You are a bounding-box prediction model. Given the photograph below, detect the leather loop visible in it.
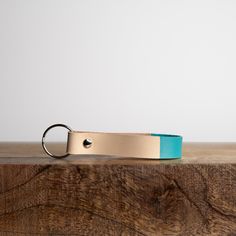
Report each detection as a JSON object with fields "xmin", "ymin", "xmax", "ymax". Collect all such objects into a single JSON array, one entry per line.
[{"xmin": 42, "ymin": 124, "xmax": 182, "ymax": 159}]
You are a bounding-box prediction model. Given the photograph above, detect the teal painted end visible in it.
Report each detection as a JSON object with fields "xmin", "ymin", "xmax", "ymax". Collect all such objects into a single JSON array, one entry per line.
[{"xmin": 151, "ymin": 134, "xmax": 182, "ymax": 159}]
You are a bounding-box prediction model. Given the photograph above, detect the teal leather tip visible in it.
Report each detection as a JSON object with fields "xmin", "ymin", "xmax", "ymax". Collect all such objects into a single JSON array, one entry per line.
[{"xmin": 151, "ymin": 134, "xmax": 183, "ymax": 159}]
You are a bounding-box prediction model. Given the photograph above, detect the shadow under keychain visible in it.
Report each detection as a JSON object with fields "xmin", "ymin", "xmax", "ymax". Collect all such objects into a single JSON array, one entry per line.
[{"xmin": 42, "ymin": 124, "xmax": 183, "ymax": 159}]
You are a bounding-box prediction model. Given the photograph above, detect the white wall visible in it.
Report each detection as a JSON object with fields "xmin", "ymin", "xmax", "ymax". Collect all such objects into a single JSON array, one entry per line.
[{"xmin": 0, "ymin": 0, "xmax": 236, "ymax": 142}]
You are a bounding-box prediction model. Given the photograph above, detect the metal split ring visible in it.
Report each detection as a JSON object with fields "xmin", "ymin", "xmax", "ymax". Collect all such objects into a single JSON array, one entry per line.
[{"xmin": 42, "ymin": 123, "xmax": 72, "ymax": 159}]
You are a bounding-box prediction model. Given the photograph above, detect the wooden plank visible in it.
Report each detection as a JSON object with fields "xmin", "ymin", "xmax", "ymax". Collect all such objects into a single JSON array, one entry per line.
[{"xmin": 0, "ymin": 142, "xmax": 235, "ymax": 235}]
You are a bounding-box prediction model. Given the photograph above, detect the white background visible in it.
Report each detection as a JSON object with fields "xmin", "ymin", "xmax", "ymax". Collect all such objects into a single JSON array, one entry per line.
[{"xmin": 0, "ymin": 0, "xmax": 236, "ymax": 141}]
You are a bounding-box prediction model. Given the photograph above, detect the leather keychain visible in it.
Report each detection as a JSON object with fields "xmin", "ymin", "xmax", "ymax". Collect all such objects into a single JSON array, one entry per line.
[{"xmin": 42, "ymin": 124, "xmax": 182, "ymax": 159}]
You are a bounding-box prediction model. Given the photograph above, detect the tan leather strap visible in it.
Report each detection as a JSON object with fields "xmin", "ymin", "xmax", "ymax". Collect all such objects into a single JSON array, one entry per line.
[{"xmin": 67, "ymin": 131, "xmax": 160, "ymax": 159}]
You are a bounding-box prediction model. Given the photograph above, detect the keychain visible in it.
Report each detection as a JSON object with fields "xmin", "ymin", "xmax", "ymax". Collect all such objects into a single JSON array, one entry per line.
[{"xmin": 42, "ymin": 124, "xmax": 182, "ymax": 159}]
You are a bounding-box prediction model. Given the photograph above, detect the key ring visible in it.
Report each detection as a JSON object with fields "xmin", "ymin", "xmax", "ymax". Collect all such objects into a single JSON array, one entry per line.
[{"xmin": 42, "ymin": 123, "xmax": 72, "ymax": 159}]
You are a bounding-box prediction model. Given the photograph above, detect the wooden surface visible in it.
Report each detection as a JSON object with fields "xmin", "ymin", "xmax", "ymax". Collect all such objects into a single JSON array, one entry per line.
[{"xmin": 0, "ymin": 142, "xmax": 235, "ymax": 236}]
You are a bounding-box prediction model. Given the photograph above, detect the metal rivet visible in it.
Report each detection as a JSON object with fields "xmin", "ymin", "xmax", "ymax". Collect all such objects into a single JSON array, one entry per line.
[{"xmin": 83, "ymin": 138, "xmax": 92, "ymax": 148}]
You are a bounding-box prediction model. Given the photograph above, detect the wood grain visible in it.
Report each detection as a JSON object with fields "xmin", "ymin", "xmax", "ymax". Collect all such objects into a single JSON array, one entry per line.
[{"xmin": 0, "ymin": 143, "xmax": 235, "ymax": 235}]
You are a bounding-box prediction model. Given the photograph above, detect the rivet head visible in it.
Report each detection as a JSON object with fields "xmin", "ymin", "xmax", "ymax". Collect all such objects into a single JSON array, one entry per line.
[{"xmin": 83, "ymin": 138, "xmax": 92, "ymax": 148}]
